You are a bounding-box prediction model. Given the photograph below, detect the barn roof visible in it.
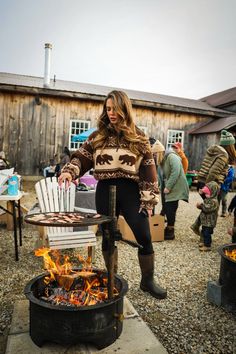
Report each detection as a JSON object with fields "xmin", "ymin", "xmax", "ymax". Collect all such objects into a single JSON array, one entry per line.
[
  {"xmin": 0, "ymin": 72, "xmax": 230, "ymax": 117},
  {"xmin": 189, "ymin": 115, "xmax": 236, "ymax": 134},
  {"xmin": 201, "ymin": 87, "xmax": 236, "ymax": 107}
]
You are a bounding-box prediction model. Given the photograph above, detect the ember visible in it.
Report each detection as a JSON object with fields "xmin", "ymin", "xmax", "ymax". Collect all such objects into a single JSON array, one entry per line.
[
  {"xmin": 35, "ymin": 247, "xmax": 118, "ymax": 306},
  {"xmin": 224, "ymin": 248, "xmax": 236, "ymax": 261}
]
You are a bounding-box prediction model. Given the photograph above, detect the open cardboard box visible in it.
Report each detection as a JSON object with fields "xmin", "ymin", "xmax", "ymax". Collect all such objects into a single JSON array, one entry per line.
[{"xmin": 117, "ymin": 214, "xmax": 164, "ymax": 242}]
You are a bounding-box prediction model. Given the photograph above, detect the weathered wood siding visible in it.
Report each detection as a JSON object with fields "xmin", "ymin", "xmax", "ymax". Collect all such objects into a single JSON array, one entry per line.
[
  {"xmin": 188, "ymin": 133, "xmax": 219, "ymax": 170},
  {"xmin": 0, "ymin": 92, "xmax": 214, "ymax": 175},
  {"xmin": 133, "ymin": 107, "xmax": 212, "ymax": 169}
]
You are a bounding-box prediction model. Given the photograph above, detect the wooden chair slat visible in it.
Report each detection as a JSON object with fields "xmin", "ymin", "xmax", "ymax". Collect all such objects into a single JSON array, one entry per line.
[{"xmin": 35, "ymin": 177, "xmax": 97, "ymax": 255}]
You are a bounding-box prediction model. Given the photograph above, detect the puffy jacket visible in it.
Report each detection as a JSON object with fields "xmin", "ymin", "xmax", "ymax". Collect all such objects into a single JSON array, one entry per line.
[
  {"xmin": 198, "ymin": 145, "xmax": 228, "ymax": 184},
  {"xmin": 198, "ymin": 181, "xmax": 219, "ymax": 228}
]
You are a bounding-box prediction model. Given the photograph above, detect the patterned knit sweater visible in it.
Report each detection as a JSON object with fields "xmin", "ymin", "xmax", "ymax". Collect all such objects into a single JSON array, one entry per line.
[{"xmin": 62, "ymin": 128, "xmax": 159, "ymax": 209}]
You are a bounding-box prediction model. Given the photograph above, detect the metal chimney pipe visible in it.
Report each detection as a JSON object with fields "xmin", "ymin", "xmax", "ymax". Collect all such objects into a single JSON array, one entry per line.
[{"xmin": 44, "ymin": 43, "xmax": 52, "ymax": 88}]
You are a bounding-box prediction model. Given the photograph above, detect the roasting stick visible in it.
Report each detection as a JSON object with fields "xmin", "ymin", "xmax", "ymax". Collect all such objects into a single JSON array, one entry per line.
[{"xmin": 107, "ymin": 185, "xmax": 116, "ymax": 299}]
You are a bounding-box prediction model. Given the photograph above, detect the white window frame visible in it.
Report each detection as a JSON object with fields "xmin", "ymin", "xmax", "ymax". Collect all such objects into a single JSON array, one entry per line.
[
  {"xmin": 69, "ymin": 120, "xmax": 91, "ymax": 151},
  {"xmin": 166, "ymin": 129, "xmax": 184, "ymax": 150}
]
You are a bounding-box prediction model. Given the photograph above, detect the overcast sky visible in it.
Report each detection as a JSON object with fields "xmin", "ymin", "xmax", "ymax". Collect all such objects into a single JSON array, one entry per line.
[{"xmin": 1, "ymin": 0, "xmax": 236, "ymax": 99}]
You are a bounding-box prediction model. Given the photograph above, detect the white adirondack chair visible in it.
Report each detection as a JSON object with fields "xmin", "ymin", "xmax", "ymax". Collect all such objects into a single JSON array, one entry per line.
[{"xmin": 35, "ymin": 177, "xmax": 96, "ymax": 254}]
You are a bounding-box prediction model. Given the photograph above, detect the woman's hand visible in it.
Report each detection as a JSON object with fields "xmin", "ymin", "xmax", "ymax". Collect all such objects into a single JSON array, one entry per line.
[
  {"xmin": 139, "ymin": 208, "xmax": 153, "ymax": 217},
  {"xmin": 164, "ymin": 187, "xmax": 170, "ymax": 194},
  {"xmin": 58, "ymin": 172, "xmax": 72, "ymax": 188}
]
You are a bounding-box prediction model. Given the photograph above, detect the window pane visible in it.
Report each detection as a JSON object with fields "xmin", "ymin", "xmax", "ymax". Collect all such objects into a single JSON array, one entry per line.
[
  {"xmin": 69, "ymin": 120, "xmax": 91, "ymax": 150},
  {"xmin": 167, "ymin": 129, "xmax": 184, "ymax": 149}
]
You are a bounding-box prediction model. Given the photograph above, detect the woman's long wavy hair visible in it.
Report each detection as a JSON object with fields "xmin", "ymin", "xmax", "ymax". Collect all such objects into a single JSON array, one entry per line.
[
  {"xmin": 224, "ymin": 144, "xmax": 236, "ymax": 164},
  {"xmin": 93, "ymin": 90, "xmax": 150, "ymax": 155}
]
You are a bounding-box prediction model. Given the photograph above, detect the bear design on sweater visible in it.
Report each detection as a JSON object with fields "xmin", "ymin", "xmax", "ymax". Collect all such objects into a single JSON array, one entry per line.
[
  {"xmin": 119, "ymin": 154, "xmax": 136, "ymax": 166},
  {"xmin": 96, "ymin": 154, "xmax": 113, "ymax": 165}
]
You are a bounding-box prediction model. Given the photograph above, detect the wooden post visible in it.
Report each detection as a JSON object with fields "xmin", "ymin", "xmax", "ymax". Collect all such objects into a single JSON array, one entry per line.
[{"xmin": 107, "ymin": 185, "xmax": 116, "ymax": 299}]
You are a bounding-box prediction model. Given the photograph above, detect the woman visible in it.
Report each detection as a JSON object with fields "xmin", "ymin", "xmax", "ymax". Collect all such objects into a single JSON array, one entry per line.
[
  {"xmin": 59, "ymin": 90, "xmax": 167, "ymax": 299},
  {"xmin": 154, "ymin": 145, "xmax": 189, "ymax": 240}
]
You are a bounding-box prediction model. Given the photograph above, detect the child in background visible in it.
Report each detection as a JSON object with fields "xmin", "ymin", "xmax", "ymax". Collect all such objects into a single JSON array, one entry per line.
[
  {"xmin": 43, "ymin": 159, "xmax": 59, "ymax": 178},
  {"xmin": 196, "ymin": 181, "xmax": 219, "ymax": 252},
  {"xmin": 227, "ymin": 227, "xmax": 236, "ymax": 243},
  {"xmin": 228, "ymin": 195, "xmax": 236, "ymax": 226},
  {"xmin": 219, "ymin": 165, "xmax": 234, "ymax": 217}
]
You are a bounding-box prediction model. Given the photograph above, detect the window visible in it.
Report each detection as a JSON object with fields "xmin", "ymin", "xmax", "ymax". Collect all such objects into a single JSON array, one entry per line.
[
  {"xmin": 166, "ymin": 129, "xmax": 184, "ymax": 150},
  {"xmin": 69, "ymin": 120, "xmax": 91, "ymax": 150}
]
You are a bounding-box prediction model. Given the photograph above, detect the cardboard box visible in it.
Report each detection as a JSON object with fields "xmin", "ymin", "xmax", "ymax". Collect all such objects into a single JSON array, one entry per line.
[{"xmin": 117, "ymin": 214, "xmax": 164, "ymax": 242}]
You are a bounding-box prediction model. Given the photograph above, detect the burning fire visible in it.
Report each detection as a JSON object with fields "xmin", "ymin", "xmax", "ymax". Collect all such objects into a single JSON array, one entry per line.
[
  {"xmin": 224, "ymin": 248, "xmax": 236, "ymax": 261},
  {"xmin": 35, "ymin": 247, "xmax": 118, "ymax": 307}
]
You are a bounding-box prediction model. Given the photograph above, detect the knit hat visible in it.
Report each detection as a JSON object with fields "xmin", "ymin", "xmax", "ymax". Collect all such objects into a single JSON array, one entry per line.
[
  {"xmin": 172, "ymin": 142, "xmax": 182, "ymax": 150},
  {"xmin": 201, "ymin": 185, "xmax": 211, "ymax": 197},
  {"xmin": 220, "ymin": 130, "xmax": 235, "ymax": 146},
  {"xmin": 151, "ymin": 140, "xmax": 165, "ymax": 153}
]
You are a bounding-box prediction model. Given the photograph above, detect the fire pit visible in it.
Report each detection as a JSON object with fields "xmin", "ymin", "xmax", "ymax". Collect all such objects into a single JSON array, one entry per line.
[
  {"xmin": 207, "ymin": 243, "xmax": 236, "ymax": 312},
  {"xmin": 218, "ymin": 243, "xmax": 236, "ymax": 310},
  {"xmin": 24, "ymin": 185, "xmax": 129, "ymax": 349},
  {"xmin": 24, "ymin": 269, "xmax": 128, "ymax": 349}
]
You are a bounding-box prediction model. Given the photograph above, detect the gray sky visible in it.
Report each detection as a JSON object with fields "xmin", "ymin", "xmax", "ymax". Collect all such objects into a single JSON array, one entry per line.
[{"xmin": 1, "ymin": 0, "xmax": 236, "ymax": 99}]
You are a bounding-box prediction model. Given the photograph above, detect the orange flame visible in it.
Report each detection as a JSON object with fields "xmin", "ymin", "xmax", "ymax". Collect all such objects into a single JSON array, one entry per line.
[
  {"xmin": 225, "ymin": 249, "xmax": 236, "ymax": 261},
  {"xmin": 34, "ymin": 247, "xmax": 118, "ymax": 306}
]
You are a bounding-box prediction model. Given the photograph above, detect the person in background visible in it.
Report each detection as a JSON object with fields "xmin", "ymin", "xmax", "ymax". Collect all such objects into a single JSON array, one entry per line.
[
  {"xmin": 218, "ymin": 164, "xmax": 235, "ymax": 217},
  {"xmin": 151, "ymin": 139, "xmax": 166, "ymax": 216},
  {"xmin": 191, "ymin": 129, "xmax": 236, "ymax": 235},
  {"xmin": 0, "ymin": 151, "xmax": 10, "ymax": 170},
  {"xmin": 227, "ymin": 227, "xmax": 236, "ymax": 243},
  {"xmin": 59, "ymin": 90, "xmax": 167, "ymax": 300},
  {"xmin": 149, "ymin": 137, "xmax": 157, "ymax": 164},
  {"xmin": 171, "ymin": 142, "xmax": 189, "ymax": 174},
  {"xmin": 43, "ymin": 158, "xmax": 59, "ymax": 178},
  {"xmin": 228, "ymin": 195, "xmax": 236, "ymax": 226},
  {"xmin": 195, "ymin": 181, "xmax": 219, "ymax": 252},
  {"xmin": 157, "ymin": 144, "xmax": 189, "ymax": 240},
  {"xmin": 59, "ymin": 147, "xmax": 71, "ymax": 171}
]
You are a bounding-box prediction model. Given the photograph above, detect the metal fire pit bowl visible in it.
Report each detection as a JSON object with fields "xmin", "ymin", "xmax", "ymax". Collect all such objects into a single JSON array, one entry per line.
[
  {"xmin": 218, "ymin": 243, "xmax": 236, "ymax": 311},
  {"xmin": 24, "ymin": 270, "xmax": 128, "ymax": 349}
]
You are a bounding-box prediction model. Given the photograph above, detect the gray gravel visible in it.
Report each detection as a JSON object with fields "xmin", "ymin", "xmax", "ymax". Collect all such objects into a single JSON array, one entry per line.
[{"xmin": 0, "ymin": 186, "xmax": 236, "ymax": 354}]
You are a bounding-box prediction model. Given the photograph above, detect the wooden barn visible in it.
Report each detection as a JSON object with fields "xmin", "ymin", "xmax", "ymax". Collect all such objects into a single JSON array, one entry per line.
[
  {"xmin": 189, "ymin": 88, "xmax": 236, "ymax": 163},
  {"xmin": 0, "ymin": 72, "xmax": 232, "ymax": 176}
]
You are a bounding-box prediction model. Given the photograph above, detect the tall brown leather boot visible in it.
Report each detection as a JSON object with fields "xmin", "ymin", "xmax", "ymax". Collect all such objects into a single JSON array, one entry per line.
[
  {"xmin": 138, "ymin": 253, "xmax": 167, "ymax": 299},
  {"xmin": 102, "ymin": 246, "xmax": 118, "ymax": 273}
]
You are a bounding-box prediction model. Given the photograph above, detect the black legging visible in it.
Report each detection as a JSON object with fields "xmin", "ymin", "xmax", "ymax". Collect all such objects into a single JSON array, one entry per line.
[
  {"xmin": 164, "ymin": 200, "xmax": 179, "ymax": 226},
  {"xmin": 95, "ymin": 178, "xmax": 153, "ymax": 255}
]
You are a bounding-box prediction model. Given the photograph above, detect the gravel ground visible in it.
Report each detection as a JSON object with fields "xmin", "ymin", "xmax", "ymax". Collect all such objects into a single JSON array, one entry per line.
[{"xmin": 0, "ymin": 181, "xmax": 235, "ymax": 354}]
